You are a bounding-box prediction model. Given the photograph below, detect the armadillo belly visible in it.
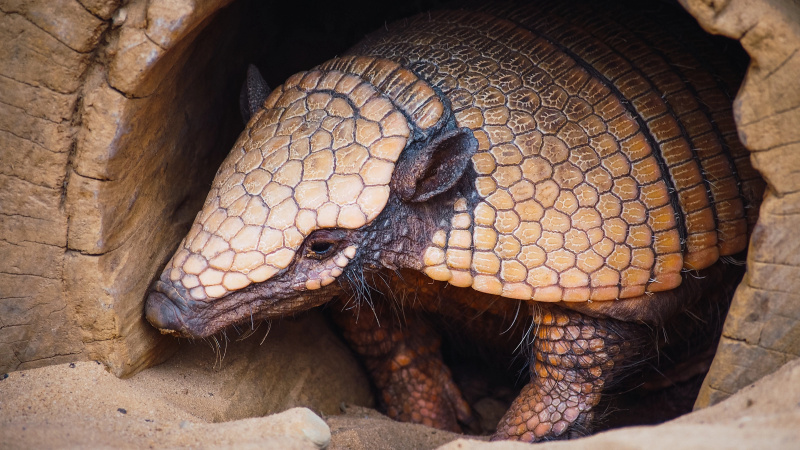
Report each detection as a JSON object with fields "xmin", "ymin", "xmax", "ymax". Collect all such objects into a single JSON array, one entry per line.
[{"xmin": 349, "ymin": 2, "xmax": 763, "ymax": 302}]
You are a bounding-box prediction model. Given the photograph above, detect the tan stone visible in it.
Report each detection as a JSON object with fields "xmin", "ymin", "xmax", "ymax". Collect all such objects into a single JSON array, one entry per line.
[
  {"xmin": 79, "ymin": 0, "xmax": 121, "ymax": 20},
  {"xmin": 0, "ymin": 10, "xmax": 90, "ymax": 93},
  {"xmin": 2, "ymin": 0, "xmax": 106, "ymax": 53}
]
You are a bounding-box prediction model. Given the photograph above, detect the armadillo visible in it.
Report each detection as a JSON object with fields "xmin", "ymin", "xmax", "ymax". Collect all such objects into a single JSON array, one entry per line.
[{"xmin": 145, "ymin": 1, "xmax": 764, "ymax": 441}]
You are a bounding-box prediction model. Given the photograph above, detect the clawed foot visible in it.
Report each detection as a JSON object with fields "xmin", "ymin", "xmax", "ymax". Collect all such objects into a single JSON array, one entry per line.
[
  {"xmin": 331, "ymin": 300, "xmax": 476, "ymax": 433},
  {"xmin": 492, "ymin": 379, "xmax": 596, "ymax": 441},
  {"xmin": 377, "ymin": 345, "xmax": 476, "ymax": 432},
  {"xmin": 490, "ymin": 305, "xmax": 645, "ymax": 442}
]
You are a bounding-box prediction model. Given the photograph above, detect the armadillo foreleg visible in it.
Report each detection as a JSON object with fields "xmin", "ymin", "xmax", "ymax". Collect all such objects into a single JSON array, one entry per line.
[
  {"xmin": 330, "ymin": 296, "xmax": 475, "ymax": 433},
  {"xmin": 493, "ymin": 304, "xmax": 648, "ymax": 442}
]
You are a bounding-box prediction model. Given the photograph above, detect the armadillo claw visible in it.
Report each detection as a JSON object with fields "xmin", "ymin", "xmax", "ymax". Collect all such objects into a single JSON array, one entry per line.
[
  {"xmin": 492, "ymin": 305, "xmax": 647, "ymax": 442},
  {"xmin": 492, "ymin": 379, "xmax": 596, "ymax": 442}
]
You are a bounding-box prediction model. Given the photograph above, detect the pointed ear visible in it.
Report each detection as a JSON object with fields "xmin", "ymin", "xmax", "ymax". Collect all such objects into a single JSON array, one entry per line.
[
  {"xmin": 392, "ymin": 128, "xmax": 477, "ymax": 203},
  {"xmin": 239, "ymin": 64, "xmax": 272, "ymax": 123}
]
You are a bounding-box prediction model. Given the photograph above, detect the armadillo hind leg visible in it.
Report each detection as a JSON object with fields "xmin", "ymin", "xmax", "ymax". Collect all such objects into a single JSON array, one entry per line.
[
  {"xmin": 493, "ymin": 304, "xmax": 649, "ymax": 442},
  {"xmin": 330, "ymin": 297, "xmax": 476, "ymax": 433}
]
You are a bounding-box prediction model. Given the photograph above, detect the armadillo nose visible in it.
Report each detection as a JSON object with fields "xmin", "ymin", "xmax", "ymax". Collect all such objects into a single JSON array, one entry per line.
[{"xmin": 144, "ymin": 290, "xmax": 186, "ymax": 335}]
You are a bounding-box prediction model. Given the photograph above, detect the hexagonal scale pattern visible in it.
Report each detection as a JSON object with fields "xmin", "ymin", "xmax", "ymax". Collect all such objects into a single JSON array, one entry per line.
[
  {"xmin": 160, "ymin": 5, "xmax": 762, "ymax": 306},
  {"xmin": 161, "ymin": 57, "xmax": 445, "ymax": 300},
  {"xmin": 370, "ymin": 8, "xmax": 760, "ymax": 302}
]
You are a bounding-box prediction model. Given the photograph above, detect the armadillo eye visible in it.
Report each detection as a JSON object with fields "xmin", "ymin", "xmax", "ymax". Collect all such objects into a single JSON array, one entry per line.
[
  {"xmin": 311, "ymin": 241, "xmax": 334, "ymax": 256},
  {"xmin": 305, "ymin": 229, "xmax": 346, "ymax": 259},
  {"xmin": 306, "ymin": 240, "xmax": 337, "ymax": 259}
]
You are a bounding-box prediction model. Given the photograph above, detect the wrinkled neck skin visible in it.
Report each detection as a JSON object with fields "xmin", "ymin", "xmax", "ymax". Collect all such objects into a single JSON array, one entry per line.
[{"xmin": 362, "ymin": 180, "xmax": 474, "ymax": 274}]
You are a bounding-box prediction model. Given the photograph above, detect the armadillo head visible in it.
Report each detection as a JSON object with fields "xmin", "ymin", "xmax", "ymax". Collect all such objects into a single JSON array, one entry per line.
[{"xmin": 145, "ymin": 56, "xmax": 476, "ymax": 337}]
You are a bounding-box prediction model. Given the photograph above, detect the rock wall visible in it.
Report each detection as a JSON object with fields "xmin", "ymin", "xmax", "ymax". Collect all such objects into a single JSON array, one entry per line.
[
  {"xmin": 680, "ymin": 0, "xmax": 800, "ymax": 408},
  {"xmin": 1, "ymin": 0, "xmax": 242, "ymax": 376},
  {"xmin": 1, "ymin": 0, "xmax": 118, "ymax": 373},
  {"xmin": 0, "ymin": 0, "xmax": 797, "ymax": 413}
]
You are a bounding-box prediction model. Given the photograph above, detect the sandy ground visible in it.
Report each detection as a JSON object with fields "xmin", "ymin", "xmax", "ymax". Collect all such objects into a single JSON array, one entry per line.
[{"xmin": 1, "ymin": 331, "xmax": 798, "ymax": 449}]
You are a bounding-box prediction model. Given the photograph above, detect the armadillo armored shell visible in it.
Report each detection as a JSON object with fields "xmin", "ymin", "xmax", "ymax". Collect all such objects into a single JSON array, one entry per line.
[{"xmin": 157, "ymin": 5, "xmax": 762, "ymax": 308}]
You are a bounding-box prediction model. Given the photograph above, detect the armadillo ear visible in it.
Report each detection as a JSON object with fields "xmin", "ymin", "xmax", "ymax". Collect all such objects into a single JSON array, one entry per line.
[
  {"xmin": 239, "ymin": 64, "xmax": 272, "ymax": 123},
  {"xmin": 392, "ymin": 127, "xmax": 477, "ymax": 203}
]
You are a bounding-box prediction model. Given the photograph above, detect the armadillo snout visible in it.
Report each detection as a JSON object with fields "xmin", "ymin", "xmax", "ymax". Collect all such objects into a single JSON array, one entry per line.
[{"xmin": 144, "ymin": 282, "xmax": 191, "ymax": 336}]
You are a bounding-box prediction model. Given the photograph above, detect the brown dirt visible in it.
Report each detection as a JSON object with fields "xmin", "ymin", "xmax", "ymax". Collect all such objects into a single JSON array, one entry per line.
[{"xmin": 2, "ymin": 348, "xmax": 798, "ymax": 449}]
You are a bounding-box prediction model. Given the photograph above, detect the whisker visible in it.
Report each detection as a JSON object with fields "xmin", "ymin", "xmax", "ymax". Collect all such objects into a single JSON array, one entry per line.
[
  {"xmin": 236, "ymin": 320, "xmax": 262, "ymax": 341},
  {"xmin": 501, "ymin": 300, "xmax": 522, "ymax": 335},
  {"xmin": 259, "ymin": 320, "xmax": 273, "ymax": 345},
  {"xmin": 221, "ymin": 330, "xmax": 229, "ymax": 363},
  {"xmin": 211, "ymin": 335, "xmax": 221, "ymax": 369}
]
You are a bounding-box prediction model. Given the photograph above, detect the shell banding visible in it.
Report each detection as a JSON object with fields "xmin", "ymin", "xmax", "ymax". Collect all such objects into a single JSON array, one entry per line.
[
  {"xmin": 386, "ymin": 10, "xmax": 757, "ymax": 303},
  {"xmin": 162, "ymin": 56, "xmax": 446, "ymax": 300}
]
